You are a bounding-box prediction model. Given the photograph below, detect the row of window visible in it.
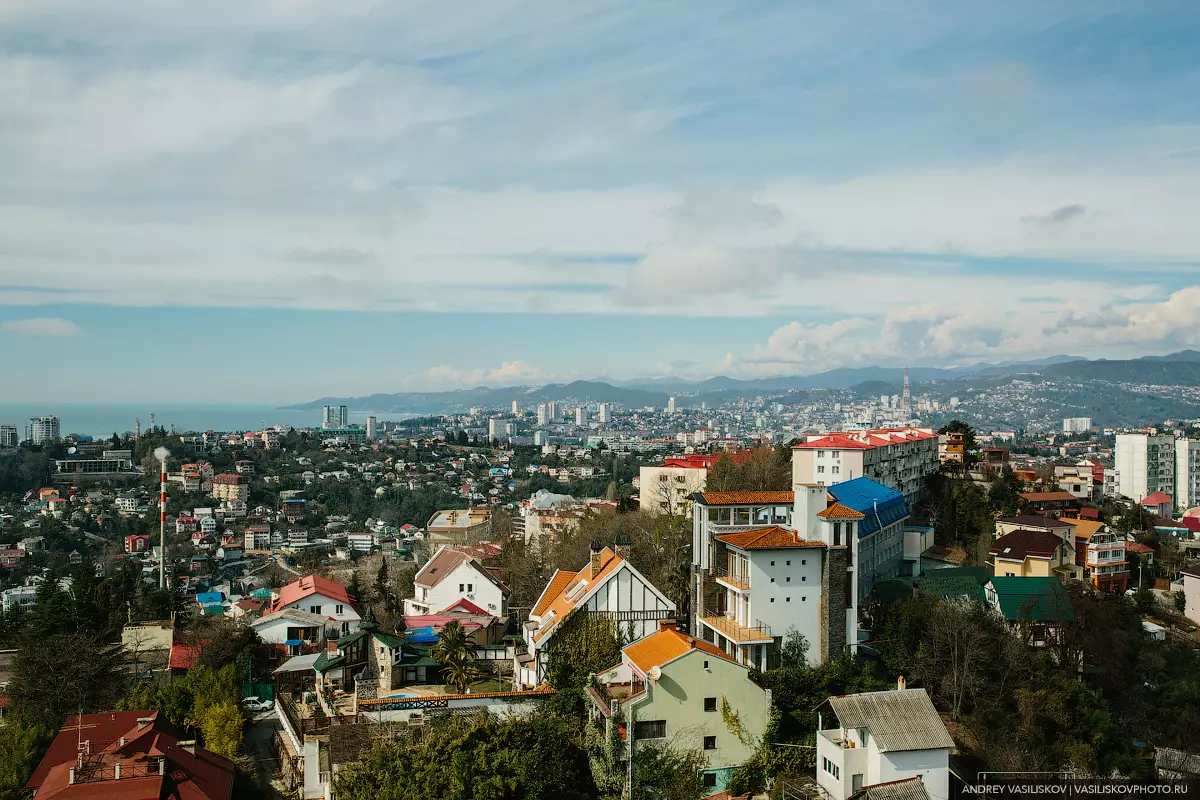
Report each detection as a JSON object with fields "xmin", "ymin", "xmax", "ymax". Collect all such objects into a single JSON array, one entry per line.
[
  {"xmin": 816, "ymin": 465, "xmax": 840, "ymax": 475},
  {"xmin": 309, "ymin": 604, "xmax": 346, "ymax": 615},
  {"xmin": 769, "ymin": 575, "xmax": 807, "ymax": 583},
  {"xmin": 768, "ymin": 559, "xmax": 805, "ymax": 566},
  {"xmin": 822, "ymin": 757, "xmax": 840, "ymax": 779},
  {"xmin": 769, "ymin": 596, "xmax": 807, "ymax": 603},
  {"xmin": 815, "ymin": 450, "xmax": 842, "ymax": 458}
]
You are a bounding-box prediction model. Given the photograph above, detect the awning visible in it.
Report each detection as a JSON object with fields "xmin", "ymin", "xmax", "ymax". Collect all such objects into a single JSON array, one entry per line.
[
  {"xmin": 273, "ymin": 653, "xmax": 321, "ymax": 674},
  {"xmin": 283, "ymin": 639, "xmax": 303, "ymax": 647}
]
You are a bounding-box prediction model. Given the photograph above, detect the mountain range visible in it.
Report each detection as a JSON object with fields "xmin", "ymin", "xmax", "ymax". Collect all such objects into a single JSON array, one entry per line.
[{"xmin": 286, "ymin": 350, "xmax": 1200, "ymax": 415}]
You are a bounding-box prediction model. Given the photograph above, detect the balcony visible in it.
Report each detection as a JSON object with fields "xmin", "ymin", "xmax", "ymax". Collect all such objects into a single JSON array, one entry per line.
[
  {"xmin": 699, "ymin": 615, "xmax": 773, "ymax": 644},
  {"xmin": 713, "ymin": 564, "xmax": 750, "ymax": 591}
]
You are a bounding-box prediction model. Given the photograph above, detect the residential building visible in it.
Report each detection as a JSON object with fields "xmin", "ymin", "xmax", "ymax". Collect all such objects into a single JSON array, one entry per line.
[
  {"xmin": 1063, "ymin": 417, "xmax": 1092, "ymax": 434},
  {"xmin": 588, "ymin": 620, "xmax": 770, "ymax": 794},
  {"xmin": 815, "ymin": 686, "xmax": 954, "ymax": 800},
  {"xmin": 598, "ymin": 403, "xmax": 612, "ymax": 424},
  {"xmin": 938, "ymin": 431, "xmax": 964, "ymax": 464},
  {"xmin": 365, "ymin": 415, "xmax": 378, "ymax": 441},
  {"xmin": 667, "ymin": 396, "xmax": 677, "ymax": 414},
  {"xmin": 404, "ymin": 545, "xmax": 509, "ymax": 617},
  {"xmin": 115, "ymin": 493, "xmax": 141, "ymax": 513},
  {"xmin": 322, "ymin": 404, "xmax": 348, "ymax": 429},
  {"xmin": 488, "ymin": 418, "xmax": 504, "ymax": 440},
  {"xmin": 640, "ymin": 454, "xmax": 746, "ymax": 516},
  {"xmin": 792, "ymin": 427, "xmax": 940, "ymax": 507},
  {"xmin": 29, "ymin": 415, "xmax": 60, "ymax": 445},
  {"xmin": 25, "ymin": 711, "xmax": 233, "ymax": 800},
  {"xmin": 575, "ymin": 406, "xmax": 587, "ymax": 425},
  {"xmin": 125, "ymin": 534, "xmax": 150, "ymax": 553},
  {"xmin": 267, "ymin": 575, "xmax": 361, "ymax": 635},
  {"xmin": 1175, "ymin": 438, "xmax": 1200, "ymax": 510},
  {"xmin": 536, "ymin": 403, "xmax": 550, "ymax": 426},
  {"xmin": 1018, "ymin": 490, "xmax": 1078, "ymax": 518},
  {"xmin": 1142, "ymin": 491, "xmax": 1175, "ymax": 518},
  {"xmin": 1181, "ymin": 567, "xmax": 1200, "ymax": 627},
  {"xmin": 0, "ymin": 425, "xmax": 19, "ymax": 448},
  {"xmin": 261, "ymin": 429, "xmax": 281, "ymax": 449},
  {"xmin": 250, "ymin": 608, "xmax": 331, "ymax": 648},
  {"xmin": 426, "ymin": 507, "xmax": 492, "ymax": 544},
  {"xmin": 244, "ymin": 528, "xmax": 272, "ymax": 551},
  {"xmin": 985, "ymin": 576, "xmax": 1075, "ymax": 647},
  {"xmin": 994, "ymin": 515, "xmax": 1077, "ymax": 572},
  {"xmin": 1115, "ymin": 433, "xmax": 1175, "ymax": 504},
  {"xmin": 518, "ymin": 542, "xmax": 674, "ymax": 689},
  {"xmin": 210, "ymin": 473, "xmax": 248, "ymax": 503},
  {"xmin": 346, "ymin": 532, "xmax": 375, "ymax": 554},
  {"xmin": 1083, "ymin": 528, "xmax": 1128, "ymax": 593},
  {"xmin": 988, "ymin": 529, "xmax": 1069, "ymax": 578}
]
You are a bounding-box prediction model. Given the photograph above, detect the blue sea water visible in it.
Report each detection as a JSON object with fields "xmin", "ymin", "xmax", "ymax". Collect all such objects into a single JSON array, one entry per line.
[{"xmin": 0, "ymin": 403, "xmax": 343, "ymax": 439}]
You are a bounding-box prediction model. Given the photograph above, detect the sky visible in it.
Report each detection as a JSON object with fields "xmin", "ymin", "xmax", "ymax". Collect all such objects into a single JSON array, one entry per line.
[{"xmin": 2, "ymin": 1, "xmax": 1200, "ymax": 403}]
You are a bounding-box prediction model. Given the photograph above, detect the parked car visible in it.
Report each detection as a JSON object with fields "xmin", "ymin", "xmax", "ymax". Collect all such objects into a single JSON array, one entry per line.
[{"xmin": 241, "ymin": 697, "xmax": 273, "ymax": 712}]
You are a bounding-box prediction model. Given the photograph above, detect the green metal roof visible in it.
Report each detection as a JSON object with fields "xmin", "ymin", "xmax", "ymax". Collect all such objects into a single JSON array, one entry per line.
[
  {"xmin": 313, "ymin": 650, "xmax": 344, "ymax": 673},
  {"xmin": 873, "ymin": 578, "xmax": 917, "ymax": 604},
  {"xmin": 917, "ymin": 575, "xmax": 985, "ymax": 603},
  {"xmin": 920, "ymin": 565, "xmax": 990, "ymax": 585},
  {"xmin": 988, "ymin": 576, "xmax": 1075, "ymax": 622},
  {"xmin": 372, "ymin": 631, "xmax": 406, "ymax": 650}
]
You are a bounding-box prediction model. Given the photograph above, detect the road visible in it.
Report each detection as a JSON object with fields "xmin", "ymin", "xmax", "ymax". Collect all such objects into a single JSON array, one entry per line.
[{"xmin": 244, "ymin": 708, "xmax": 292, "ymax": 798}]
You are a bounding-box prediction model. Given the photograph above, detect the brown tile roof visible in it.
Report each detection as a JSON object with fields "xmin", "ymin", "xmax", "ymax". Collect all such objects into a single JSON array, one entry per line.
[
  {"xmin": 1020, "ymin": 491, "xmax": 1077, "ymax": 502},
  {"xmin": 715, "ymin": 526, "xmax": 825, "ymax": 550},
  {"xmin": 696, "ymin": 491, "xmax": 794, "ymax": 505},
  {"xmin": 532, "ymin": 548, "xmax": 657, "ymax": 644},
  {"xmin": 990, "ymin": 529, "xmax": 1062, "ymax": 561},
  {"xmin": 623, "ymin": 628, "xmax": 733, "ymax": 674},
  {"xmin": 817, "ymin": 502, "xmax": 866, "ymax": 519},
  {"xmin": 997, "ymin": 515, "xmax": 1070, "ymax": 530}
]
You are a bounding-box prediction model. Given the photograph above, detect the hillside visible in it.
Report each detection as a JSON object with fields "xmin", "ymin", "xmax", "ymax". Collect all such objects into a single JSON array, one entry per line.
[{"xmin": 1040, "ymin": 358, "xmax": 1200, "ymax": 385}]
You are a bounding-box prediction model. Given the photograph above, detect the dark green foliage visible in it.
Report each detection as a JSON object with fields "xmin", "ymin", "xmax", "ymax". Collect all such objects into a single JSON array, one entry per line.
[
  {"xmin": 335, "ymin": 713, "xmax": 596, "ymax": 800},
  {"xmin": 7, "ymin": 631, "xmax": 123, "ymax": 730},
  {"xmin": 631, "ymin": 742, "xmax": 706, "ymax": 800},
  {"xmin": 544, "ymin": 611, "xmax": 623, "ymax": 693},
  {"xmin": 704, "ymin": 446, "xmax": 791, "ymax": 493}
]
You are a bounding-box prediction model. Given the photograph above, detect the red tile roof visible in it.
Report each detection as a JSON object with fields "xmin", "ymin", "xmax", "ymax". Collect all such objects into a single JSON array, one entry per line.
[
  {"xmin": 1020, "ymin": 491, "xmax": 1077, "ymax": 502},
  {"xmin": 696, "ymin": 491, "xmax": 794, "ymax": 505},
  {"xmin": 268, "ymin": 574, "xmax": 355, "ymax": 614},
  {"xmin": 792, "ymin": 434, "xmax": 874, "ymax": 450},
  {"xmin": 1126, "ymin": 542, "xmax": 1155, "ymax": 554},
  {"xmin": 440, "ymin": 598, "xmax": 489, "ymax": 615},
  {"xmin": 817, "ymin": 502, "xmax": 866, "ymax": 519},
  {"xmin": 28, "ymin": 711, "xmax": 233, "ymax": 799},
  {"xmin": 715, "ymin": 526, "xmax": 825, "ymax": 550},
  {"xmin": 1142, "ymin": 491, "xmax": 1174, "ymax": 505}
]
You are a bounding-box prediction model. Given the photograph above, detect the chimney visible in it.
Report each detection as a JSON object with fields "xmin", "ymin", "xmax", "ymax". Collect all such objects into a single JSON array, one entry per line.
[
  {"xmin": 659, "ymin": 618, "xmax": 677, "ymax": 633},
  {"xmin": 898, "ymin": 675, "xmax": 907, "ymax": 690},
  {"xmin": 69, "ymin": 768, "xmax": 75, "ymax": 785},
  {"xmin": 327, "ymin": 636, "xmax": 339, "ymax": 656},
  {"xmin": 614, "ymin": 533, "xmax": 632, "ymax": 561},
  {"xmin": 589, "ymin": 540, "xmax": 603, "ymax": 580},
  {"xmin": 793, "ymin": 484, "xmax": 827, "ymax": 543}
]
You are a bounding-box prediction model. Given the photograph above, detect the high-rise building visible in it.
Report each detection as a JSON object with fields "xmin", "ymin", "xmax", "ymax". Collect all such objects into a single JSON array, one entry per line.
[
  {"xmin": 1115, "ymin": 433, "xmax": 1175, "ymax": 505},
  {"xmin": 546, "ymin": 401, "xmax": 557, "ymax": 420},
  {"xmin": 575, "ymin": 407, "xmax": 587, "ymax": 426},
  {"xmin": 29, "ymin": 416, "xmax": 60, "ymax": 445},
  {"xmin": 598, "ymin": 403, "xmax": 611, "ymax": 424},
  {"xmin": 1176, "ymin": 438, "xmax": 1200, "ymax": 510},
  {"xmin": 0, "ymin": 425, "xmax": 17, "ymax": 448},
  {"xmin": 536, "ymin": 404, "xmax": 549, "ymax": 426},
  {"xmin": 511, "ymin": 401, "xmax": 521, "ymax": 415},
  {"xmin": 365, "ymin": 416, "xmax": 378, "ymax": 441},
  {"xmin": 533, "ymin": 430, "xmax": 546, "ymax": 446},
  {"xmin": 1063, "ymin": 417, "xmax": 1092, "ymax": 434},
  {"xmin": 488, "ymin": 418, "xmax": 503, "ymax": 440},
  {"xmin": 667, "ymin": 396, "xmax": 677, "ymax": 414},
  {"xmin": 322, "ymin": 405, "xmax": 348, "ymax": 429}
]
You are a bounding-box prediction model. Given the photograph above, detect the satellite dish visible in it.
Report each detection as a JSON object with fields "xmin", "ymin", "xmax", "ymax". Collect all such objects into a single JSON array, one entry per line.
[
  {"xmin": 68, "ymin": 446, "xmax": 77, "ymax": 454},
  {"xmin": 647, "ymin": 665, "xmax": 662, "ymax": 682}
]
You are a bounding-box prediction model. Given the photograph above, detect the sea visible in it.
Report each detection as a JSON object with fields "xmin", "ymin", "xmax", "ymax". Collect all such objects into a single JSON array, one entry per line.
[{"xmin": 0, "ymin": 403, "xmax": 358, "ymax": 440}]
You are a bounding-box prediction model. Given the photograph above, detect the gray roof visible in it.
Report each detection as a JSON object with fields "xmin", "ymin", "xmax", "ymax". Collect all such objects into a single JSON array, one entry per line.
[
  {"xmin": 823, "ymin": 689, "xmax": 954, "ymax": 753},
  {"xmin": 852, "ymin": 778, "xmax": 930, "ymax": 800},
  {"xmin": 251, "ymin": 608, "xmax": 330, "ymax": 628},
  {"xmin": 273, "ymin": 653, "xmax": 321, "ymax": 674}
]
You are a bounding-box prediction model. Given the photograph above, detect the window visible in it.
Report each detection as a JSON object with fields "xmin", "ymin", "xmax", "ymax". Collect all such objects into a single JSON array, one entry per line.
[
  {"xmin": 817, "ymin": 450, "xmax": 825, "ymax": 458},
  {"xmin": 822, "ymin": 757, "xmax": 840, "ymax": 779},
  {"xmin": 817, "ymin": 466, "xmax": 825, "ymax": 474},
  {"xmin": 832, "ymin": 466, "xmax": 840, "ymax": 474},
  {"xmin": 703, "ymin": 736, "xmax": 717, "ymax": 750},
  {"xmin": 309, "ymin": 605, "xmax": 321, "ymax": 615},
  {"xmin": 704, "ymin": 697, "xmax": 717, "ymax": 712},
  {"xmin": 802, "ymin": 559, "xmax": 806, "ymax": 565},
  {"xmin": 634, "ymin": 720, "xmax": 666, "ymax": 739},
  {"xmin": 770, "ymin": 577, "xmax": 775, "ymax": 583},
  {"xmin": 802, "ymin": 576, "xmax": 807, "ymax": 582},
  {"xmin": 459, "ymin": 583, "xmax": 465, "ymax": 592},
  {"xmin": 702, "ymin": 773, "xmax": 717, "ymax": 789},
  {"xmin": 802, "ymin": 596, "xmax": 807, "ymax": 601},
  {"xmin": 467, "ymin": 583, "xmax": 474, "ymax": 592},
  {"xmin": 786, "ymin": 577, "xmax": 791, "ymax": 582},
  {"xmin": 786, "ymin": 597, "xmax": 791, "ymax": 602},
  {"xmin": 770, "ymin": 598, "xmax": 775, "ymax": 603},
  {"xmin": 786, "ymin": 560, "xmax": 791, "ymax": 566},
  {"xmin": 831, "ymin": 450, "xmax": 840, "ymax": 458},
  {"xmin": 770, "ymin": 560, "xmax": 775, "ymax": 566},
  {"xmin": 703, "ymin": 660, "xmax": 709, "ymax": 670}
]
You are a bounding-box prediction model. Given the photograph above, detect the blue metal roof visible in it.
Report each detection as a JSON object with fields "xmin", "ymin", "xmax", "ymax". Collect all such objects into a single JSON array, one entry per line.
[
  {"xmin": 829, "ymin": 477, "xmax": 908, "ymax": 538},
  {"xmin": 196, "ymin": 591, "xmax": 224, "ymax": 604}
]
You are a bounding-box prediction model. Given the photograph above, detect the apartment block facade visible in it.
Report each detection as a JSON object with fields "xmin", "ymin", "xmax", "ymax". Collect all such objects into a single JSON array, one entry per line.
[{"xmin": 791, "ymin": 427, "xmax": 939, "ymax": 508}]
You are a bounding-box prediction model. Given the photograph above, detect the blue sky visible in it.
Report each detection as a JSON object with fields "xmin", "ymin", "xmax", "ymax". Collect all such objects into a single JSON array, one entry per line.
[{"xmin": 1, "ymin": 1, "xmax": 1199, "ymax": 402}]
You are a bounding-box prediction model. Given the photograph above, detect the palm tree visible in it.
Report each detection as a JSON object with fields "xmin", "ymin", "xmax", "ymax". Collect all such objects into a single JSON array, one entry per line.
[
  {"xmin": 431, "ymin": 620, "xmax": 473, "ymax": 665},
  {"xmin": 443, "ymin": 660, "xmax": 480, "ymax": 694}
]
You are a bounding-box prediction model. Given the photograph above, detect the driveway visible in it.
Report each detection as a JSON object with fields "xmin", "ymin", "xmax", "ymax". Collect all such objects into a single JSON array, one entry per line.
[{"xmin": 244, "ymin": 708, "xmax": 292, "ymax": 798}]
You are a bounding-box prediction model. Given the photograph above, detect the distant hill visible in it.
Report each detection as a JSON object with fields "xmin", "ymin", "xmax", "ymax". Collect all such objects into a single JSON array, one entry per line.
[{"xmin": 1040, "ymin": 356, "xmax": 1200, "ymax": 385}]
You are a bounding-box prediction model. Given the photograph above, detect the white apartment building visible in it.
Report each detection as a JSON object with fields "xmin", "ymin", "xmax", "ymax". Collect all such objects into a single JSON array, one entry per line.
[
  {"xmin": 791, "ymin": 427, "xmax": 939, "ymax": 507},
  {"xmin": 1115, "ymin": 433, "xmax": 1176, "ymax": 505},
  {"xmin": 29, "ymin": 416, "xmax": 60, "ymax": 444},
  {"xmin": 816, "ymin": 686, "xmax": 954, "ymax": 800},
  {"xmin": 638, "ymin": 455, "xmax": 718, "ymax": 516},
  {"xmin": 404, "ymin": 545, "xmax": 509, "ymax": 617},
  {"xmin": 267, "ymin": 574, "xmax": 361, "ymax": 635},
  {"xmin": 1063, "ymin": 417, "xmax": 1093, "ymax": 434},
  {"xmin": 0, "ymin": 425, "xmax": 17, "ymax": 448},
  {"xmin": 1177, "ymin": 439, "xmax": 1200, "ymax": 510},
  {"xmin": 536, "ymin": 404, "xmax": 550, "ymax": 426},
  {"xmin": 575, "ymin": 407, "xmax": 587, "ymax": 425},
  {"xmin": 365, "ymin": 416, "xmax": 378, "ymax": 441},
  {"xmin": 598, "ymin": 403, "xmax": 612, "ymax": 424}
]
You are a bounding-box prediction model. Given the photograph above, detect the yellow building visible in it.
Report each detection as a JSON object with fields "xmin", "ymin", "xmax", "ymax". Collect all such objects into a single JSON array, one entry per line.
[{"xmin": 989, "ymin": 528, "xmax": 1070, "ymax": 578}]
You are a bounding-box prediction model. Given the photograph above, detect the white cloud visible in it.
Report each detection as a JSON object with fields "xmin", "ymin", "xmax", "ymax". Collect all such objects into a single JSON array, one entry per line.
[
  {"xmin": 424, "ymin": 360, "xmax": 552, "ymax": 389},
  {"xmin": 1, "ymin": 317, "xmax": 81, "ymax": 336}
]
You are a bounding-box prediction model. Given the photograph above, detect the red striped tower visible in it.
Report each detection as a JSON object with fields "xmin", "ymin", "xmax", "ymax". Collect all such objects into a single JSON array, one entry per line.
[{"xmin": 159, "ymin": 456, "xmax": 168, "ymax": 589}]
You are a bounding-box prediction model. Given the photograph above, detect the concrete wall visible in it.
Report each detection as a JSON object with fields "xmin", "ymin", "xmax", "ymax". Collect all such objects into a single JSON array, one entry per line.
[
  {"xmin": 876, "ymin": 747, "xmax": 950, "ymax": 800},
  {"xmin": 745, "ymin": 548, "xmax": 822, "ymax": 657},
  {"xmin": 1184, "ymin": 574, "xmax": 1200, "ymax": 627}
]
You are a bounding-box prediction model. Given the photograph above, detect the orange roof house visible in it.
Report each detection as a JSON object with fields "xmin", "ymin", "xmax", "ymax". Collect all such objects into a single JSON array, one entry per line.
[{"xmin": 518, "ymin": 543, "xmax": 675, "ymax": 689}]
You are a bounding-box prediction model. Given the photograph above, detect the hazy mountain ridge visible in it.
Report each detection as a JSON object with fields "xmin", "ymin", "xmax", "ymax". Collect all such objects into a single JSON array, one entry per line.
[{"xmin": 286, "ymin": 351, "xmax": 1200, "ymax": 414}]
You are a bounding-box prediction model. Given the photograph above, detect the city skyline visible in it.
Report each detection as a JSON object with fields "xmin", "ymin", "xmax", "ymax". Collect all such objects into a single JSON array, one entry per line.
[{"xmin": 2, "ymin": 2, "xmax": 1200, "ymax": 402}]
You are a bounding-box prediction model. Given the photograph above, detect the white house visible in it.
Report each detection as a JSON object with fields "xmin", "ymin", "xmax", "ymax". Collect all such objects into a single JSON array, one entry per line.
[
  {"xmin": 267, "ymin": 575, "xmax": 361, "ymax": 635},
  {"xmin": 517, "ymin": 541, "xmax": 674, "ymax": 689},
  {"xmin": 403, "ymin": 545, "xmax": 509, "ymax": 617},
  {"xmin": 816, "ymin": 686, "xmax": 954, "ymax": 800},
  {"xmin": 250, "ymin": 608, "xmax": 331, "ymax": 651}
]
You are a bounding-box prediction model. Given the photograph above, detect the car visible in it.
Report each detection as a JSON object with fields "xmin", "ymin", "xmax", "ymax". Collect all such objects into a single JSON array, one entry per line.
[{"xmin": 241, "ymin": 697, "xmax": 273, "ymax": 712}]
